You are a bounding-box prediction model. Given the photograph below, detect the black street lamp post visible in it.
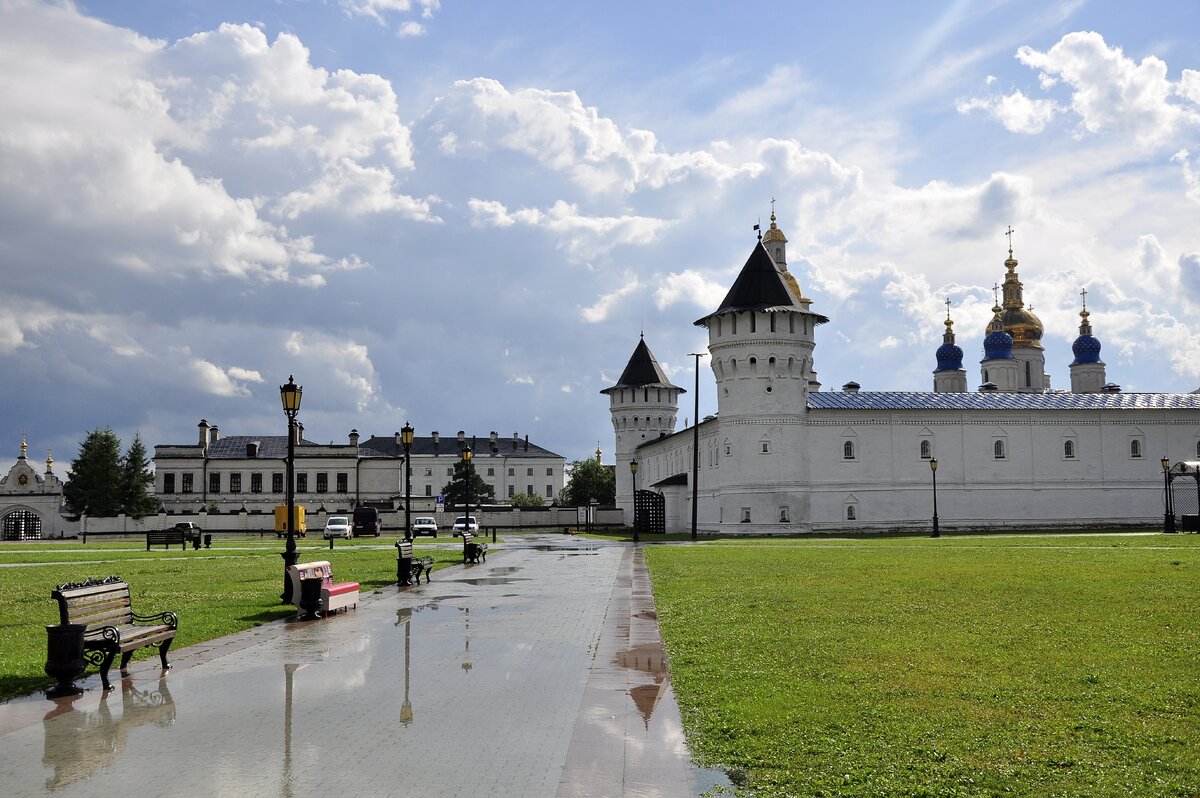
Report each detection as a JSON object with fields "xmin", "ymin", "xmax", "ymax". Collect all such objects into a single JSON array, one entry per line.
[
  {"xmin": 630, "ymin": 459, "xmax": 639, "ymax": 544},
  {"xmin": 401, "ymin": 423, "xmax": 414, "ymax": 541},
  {"xmin": 930, "ymin": 457, "xmax": 940, "ymax": 539},
  {"xmin": 461, "ymin": 446, "xmax": 473, "ymax": 526},
  {"xmin": 280, "ymin": 376, "xmax": 303, "ymax": 602},
  {"xmin": 688, "ymin": 352, "xmax": 706, "ymax": 541},
  {"xmin": 1162, "ymin": 457, "xmax": 1175, "ymax": 534}
]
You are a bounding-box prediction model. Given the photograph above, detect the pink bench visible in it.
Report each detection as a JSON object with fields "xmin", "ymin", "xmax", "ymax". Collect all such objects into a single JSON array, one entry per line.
[{"xmin": 286, "ymin": 561, "xmax": 360, "ymax": 616}]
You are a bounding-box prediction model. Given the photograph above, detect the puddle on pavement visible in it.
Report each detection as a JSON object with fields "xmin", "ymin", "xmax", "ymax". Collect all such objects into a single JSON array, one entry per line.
[
  {"xmin": 488, "ymin": 566, "xmax": 521, "ymax": 575},
  {"xmin": 451, "ymin": 577, "xmax": 530, "ymax": 586}
]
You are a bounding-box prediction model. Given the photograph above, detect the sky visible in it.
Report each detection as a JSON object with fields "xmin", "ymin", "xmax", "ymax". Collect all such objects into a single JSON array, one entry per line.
[{"xmin": 2, "ymin": 0, "xmax": 1200, "ymax": 471}]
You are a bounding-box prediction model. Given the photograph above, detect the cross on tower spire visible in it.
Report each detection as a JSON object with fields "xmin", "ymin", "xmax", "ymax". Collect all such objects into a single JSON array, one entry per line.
[
  {"xmin": 992, "ymin": 283, "xmax": 1000, "ymax": 306},
  {"xmin": 1005, "ymin": 225, "xmax": 1015, "ymax": 256},
  {"xmin": 945, "ymin": 297, "xmax": 952, "ymax": 320},
  {"xmin": 1080, "ymin": 286, "xmax": 1088, "ymax": 310}
]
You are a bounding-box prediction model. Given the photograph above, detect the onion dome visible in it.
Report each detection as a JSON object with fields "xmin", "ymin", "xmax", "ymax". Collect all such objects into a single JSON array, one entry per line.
[
  {"xmin": 983, "ymin": 303, "xmax": 1014, "ymax": 360},
  {"xmin": 1071, "ymin": 298, "xmax": 1103, "ymax": 365},
  {"xmin": 762, "ymin": 209, "xmax": 787, "ymax": 243},
  {"xmin": 934, "ymin": 310, "xmax": 964, "ymax": 372},
  {"xmin": 998, "ymin": 247, "xmax": 1044, "ymax": 348}
]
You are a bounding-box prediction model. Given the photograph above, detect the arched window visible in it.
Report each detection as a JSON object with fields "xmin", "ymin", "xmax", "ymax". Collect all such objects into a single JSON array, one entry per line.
[
  {"xmin": 920, "ymin": 440, "xmax": 931, "ymax": 459},
  {"xmin": 846, "ymin": 506, "xmax": 856, "ymax": 521},
  {"xmin": 789, "ymin": 315, "xmax": 795, "ymax": 334},
  {"xmin": 994, "ymin": 440, "xmax": 1006, "ymax": 459},
  {"xmin": 1196, "ymin": 440, "xmax": 1200, "ymax": 458},
  {"xmin": 750, "ymin": 313, "xmax": 757, "ymax": 333},
  {"xmin": 1064, "ymin": 440, "xmax": 1075, "ymax": 459},
  {"xmin": 843, "ymin": 440, "xmax": 855, "ymax": 460},
  {"xmin": 770, "ymin": 315, "xmax": 776, "ymax": 332},
  {"xmin": 731, "ymin": 314, "xmax": 737, "ymax": 334},
  {"xmin": 983, "ymin": 368, "xmax": 989, "ymax": 383},
  {"xmin": 1130, "ymin": 439, "xmax": 1142, "ymax": 458},
  {"xmin": 1025, "ymin": 361, "xmax": 1032, "ymax": 387}
]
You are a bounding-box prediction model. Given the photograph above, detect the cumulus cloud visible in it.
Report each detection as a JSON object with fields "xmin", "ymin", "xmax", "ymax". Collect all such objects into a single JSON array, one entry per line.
[
  {"xmin": 1174, "ymin": 149, "xmax": 1200, "ymax": 203},
  {"xmin": 655, "ymin": 271, "xmax": 728, "ymax": 311},
  {"xmin": 340, "ymin": 0, "xmax": 440, "ymax": 25},
  {"xmin": 192, "ymin": 359, "xmax": 252, "ymax": 397},
  {"xmin": 397, "ymin": 21, "xmax": 426, "ymax": 38},
  {"xmin": 1129, "ymin": 234, "xmax": 1178, "ymax": 293},
  {"xmin": 961, "ymin": 31, "xmax": 1200, "ymax": 147},
  {"xmin": 507, "ymin": 375, "xmax": 534, "ymax": 385},
  {"xmin": 956, "ymin": 90, "xmax": 1061, "ymax": 134},
  {"xmin": 467, "ymin": 198, "xmax": 670, "ymax": 257},
  {"xmin": 427, "ymin": 78, "xmax": 762, "ymax": 193},
  {"xmin": 285, "ymin": 331, "xmax": 381, "ymax": 413},
  {"xmin": 582, "ymin": 281, "xmax": 641, "ymax": 323}
]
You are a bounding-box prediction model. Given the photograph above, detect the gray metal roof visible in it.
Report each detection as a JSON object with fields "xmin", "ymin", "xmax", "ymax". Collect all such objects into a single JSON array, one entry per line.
[
  {"xmin": 807, "ymin": 392, "xmax": 1200, "ymax": 411},
  {"xmin": 361, "ymin": 435, "xmax": 563, "ymax": 459},
  {"xmin": 602, "ymin": 336, "xmax": 683, "ymax": 392}
]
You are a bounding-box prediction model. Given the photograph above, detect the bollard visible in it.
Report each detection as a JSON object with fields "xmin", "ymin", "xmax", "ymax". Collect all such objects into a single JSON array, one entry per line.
[{"xmin": 329, "ymin": 536, "xmax": 334, "ymax": 550}]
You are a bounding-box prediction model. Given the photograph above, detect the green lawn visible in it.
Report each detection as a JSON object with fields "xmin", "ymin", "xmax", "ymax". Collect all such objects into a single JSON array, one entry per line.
[
  {"xmin": 645, "ymin": 534, "xmax": 1200, "ymax": 798},
  {"xmin": 0, "ymin": 537, "xmax": 458, "ymax": 700}
]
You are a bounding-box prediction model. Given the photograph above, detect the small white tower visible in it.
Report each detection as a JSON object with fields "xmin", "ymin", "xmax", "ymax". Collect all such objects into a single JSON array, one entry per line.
[
  {"xmin": 696, "ymin": 226, "xmax": 828, "ymax": 532},
  {"xmin": 1069, "ymin": 288, "xmax": 1107, "ymax": 393},
  {"xmin": 980, "ymin": 302, "xmax": 1019, "ymax": 391},
  {"xmin": 601, "ymin": 337, "xmax": 683, "ymax": 521},
  {"xmin": 933, "ymin": 299, "xmax": 968, "ymax": 393}
]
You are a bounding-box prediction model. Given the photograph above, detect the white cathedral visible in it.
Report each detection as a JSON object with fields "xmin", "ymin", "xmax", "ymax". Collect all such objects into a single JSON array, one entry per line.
[{"xmin": 604, "ymin": 212, "xmax": 1200, "ymax": 534}]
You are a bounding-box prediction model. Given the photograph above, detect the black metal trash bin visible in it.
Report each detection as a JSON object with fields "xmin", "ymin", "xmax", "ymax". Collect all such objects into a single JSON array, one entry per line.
[
  {"xmin": 1183, "ymin": 514, "xmax": 1199, "ymax": 532},
  {"xmin": 298, "ymin": 577, "xmax": 324, "ymax": 620},
  {"xmin": 204, "ymin": 534, "xmax": 212, "ymax": 548},
  {"xmin": 45, "ymin": 624, "xmax": 87, "ymax": 697}
]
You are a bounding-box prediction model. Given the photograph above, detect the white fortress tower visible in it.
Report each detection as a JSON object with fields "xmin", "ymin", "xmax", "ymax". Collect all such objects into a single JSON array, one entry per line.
[
  {"xmin": 601, "ymin": 337, "xmax": 682, "ymax": 520},
  {"xmin": 695, "ymin": 227, "xmax": 828, "ymax": 532}
]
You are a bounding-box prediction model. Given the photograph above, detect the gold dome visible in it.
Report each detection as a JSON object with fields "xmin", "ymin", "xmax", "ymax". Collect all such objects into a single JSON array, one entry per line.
[
  {"xmin": 991, "ymin": 246, "xmax": 1044, "ymax": 348},
  {"xmin": 762, "ymin": 210, "xmax": 787, "ymax": 243}
]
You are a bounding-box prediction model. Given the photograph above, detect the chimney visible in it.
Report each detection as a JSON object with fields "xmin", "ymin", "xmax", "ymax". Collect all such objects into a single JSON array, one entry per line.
[
  {"xmin": 524, "ymin": 434, "xmax": 529, "ymax": 452},
  {"xmin": 293, "ymin": 422, "xmax": 304, "ymax": 446},
  {"xmin": 198, "ymin": 419, "xmax": 209, "ymax": 448},
  {"xmin": 209, "ymin": 426, "xmax": 219, "ymax": 444},
  {"xmin": 349, "ymin": 429, "xmax": 359, "ymax": 448},
  {"xmin": 457, "ymin": 430, "xmax": 465, "ymax": 444},
  {"xmin": 512, "ymin": 432, "xmax": 519, "ymax": 449},
  {"xmin": 431, "ymin": 431, "xmax": 439, "ymax": 454},
  {"xmin": 490, "ymin": 430, "xmax": 498, "ymax": 453},
  {"xmin": 842, "ymin": 381, "xmax": 860, "ymax": 394}
]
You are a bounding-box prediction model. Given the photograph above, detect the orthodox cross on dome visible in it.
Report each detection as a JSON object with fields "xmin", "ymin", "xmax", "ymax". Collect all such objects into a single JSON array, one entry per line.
[
  {"xmin": 992, "ymin": 283, "xmax": 1000, "ymax": 305},
  {"xmin": 945, "ymin": 297, "xmax": 952, "ymax": 320},
  {"xmin": 1005, "ymin": 225, "xmax": 1015, "ymax": 256},
  {"xmin": 1080, "ymin": 286, "xmax": 1088, "ymax": 310},
  {"xmin": 770, "ymin": 197, "xmax": 776, "ymax": 215}
]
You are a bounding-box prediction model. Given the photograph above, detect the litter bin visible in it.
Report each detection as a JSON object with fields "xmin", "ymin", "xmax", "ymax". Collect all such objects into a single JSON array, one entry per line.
[
  {"xmin": 298, "ymin": 577, "xmax": 324, "ymax": 620},
  {"xmin": 203, "ymin": 534, "xmax": 212, "ymax": 548},
  {"xmin": 45, "ymin": 624, "xmax": 87, "ymax": 697}
]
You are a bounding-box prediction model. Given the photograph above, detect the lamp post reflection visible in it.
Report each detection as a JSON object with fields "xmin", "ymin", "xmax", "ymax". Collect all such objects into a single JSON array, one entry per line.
[
  {"xmin": 461, "ymin": 607, "xmax": 472, "ymax": 672},
  {"xmin": 283, "ymin": 663, "xmax": 303, "ymax": 798},
  {"xmin": 396, "ymin": 608, "xmax": 414, "ymax": 725}
]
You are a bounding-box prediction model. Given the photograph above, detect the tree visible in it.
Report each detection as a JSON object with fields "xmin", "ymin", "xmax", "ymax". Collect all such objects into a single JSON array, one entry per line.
[
  {"xmin": 440, "ymin": 460, "xmax": 495, "ymax": 509},
  {"xmin": 510, "ymin": 492, "xmax": 545, "ymax": 508},
  {"xmin": 64, "ymin": 428, "xmax": 124, "ymax": 517},
  {"xmin": 121, "ymin": 433, "xmax": 158, "ymax": 518},
  {"xmin": 560, "ymin": 458, "xmax": 615, "ymax": 507}
]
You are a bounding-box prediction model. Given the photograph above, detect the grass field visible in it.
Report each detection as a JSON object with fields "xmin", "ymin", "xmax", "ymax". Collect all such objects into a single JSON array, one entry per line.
[
  {"xmin": 645, "ymin": 534, "xmax": 1200, "ymax": 798},
  {"xmin": 0, "ymin": 536, "xmax": 458, "ymax": 700}
]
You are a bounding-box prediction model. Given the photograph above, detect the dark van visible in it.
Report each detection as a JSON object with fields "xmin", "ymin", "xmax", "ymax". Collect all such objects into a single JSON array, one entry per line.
[{"xmin": 352, "ymin": 506, "xmax": 382, "ymax": 537}]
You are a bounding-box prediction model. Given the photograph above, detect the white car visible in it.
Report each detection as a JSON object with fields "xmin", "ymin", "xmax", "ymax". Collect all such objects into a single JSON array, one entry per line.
[
  {"xmin": 411, "ymin": 516, "xmax": 439, "ymax": 537},
  {"xmin": 323, "ymin": 516, "xmax": 353, "ymax": 539},
  {"xmin": 452, "ymin": 516, "xmax": 479, "ymax": 536}
]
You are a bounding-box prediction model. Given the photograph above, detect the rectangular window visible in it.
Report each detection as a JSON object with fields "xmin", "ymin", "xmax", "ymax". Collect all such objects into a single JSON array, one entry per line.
[
  {"xmin": 425, "ymin": 485, "xmax": 432, "ymax": 496},
  {"xmin": 447, "ymin": 467, "xmax": 453, "ymax": 476},
  {"xmin": 251, "ymin": 473, "xmax": 263, "ymax": 493},
  {"xmin": 527, "ymin": 467, "xmax": 534, "ymax": 476},
  {"xmin": 209, "ymin": 472, "xmax": 220, "ymax": 494},
  {"xmin": 272, "ymin": 473, "xmax": 283, "ymax": 493},
  {"xmin": 487, "ymin": 467, "xmax": 495, "ymax": 476},
  {"xmin": 546, "ymin": 468, "xmax": 553, "ymax": 476},
  {"xmin": 336, "ymin": 473, "xmax": 348, "ymax": 493},
  {"xmin": 424, "ymin": 467, "xmax": 432, "ymax": 477},
  {"xmin": 546, "ymin": 485, "xmax": 553, "ymax": 498},
  {"xmin": 230, "ymin": 473, "xmax": 242, "ymax": 494},
  {"xmin": 526, "ymin": 484, "xmax": 533, "ymax": 495},
  {"xmin": 163, "ymin": 473, "xmax": 175, "ymax": 494},
  {"xmin": 316, "ymin": 473, "xmax": 328, "ymax": 493},
  {"xmin": 508, "ymin": 467, "xmax": 515, "ymax": 476},
  {"xmin": 297, "ymin": 473, "xmax": 308, "ymax": 492},
  {"xmin": 507, "ymin": 485, "xmax": 514, "ymax": 498},
  {"xmin": 182, "ymin": 473, "xmax": 193, "ymax": 494}
]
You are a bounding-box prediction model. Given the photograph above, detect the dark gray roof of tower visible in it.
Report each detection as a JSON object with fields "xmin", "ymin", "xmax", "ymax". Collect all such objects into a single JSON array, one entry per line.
[
  {"xmin": 601, "ymin": 337, "xmax": 684, "ymax": 393},
  {"xmin": 695, "ymin": 242, "xmax": 829, "ymax": 326}
]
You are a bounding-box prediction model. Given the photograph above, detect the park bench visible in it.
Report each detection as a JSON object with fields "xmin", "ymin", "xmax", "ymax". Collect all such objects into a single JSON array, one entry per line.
[
  {"xmin": 50, "ymin": 576, "xmax": 177, "ymax": 691},
  {"xmin": 395, "ymin": 540, "xmax": 434, "ymax": 586},
  {"xmin": 286, "ymin": 561, "xmax": 360, "ymax": 616},
  {"xmin": 145, "ymin": 529, "xmax": 187, "ymax": 551},
  {"xmin": 461, "ymin": 531, "xmax": 488, "ymax": 564}
]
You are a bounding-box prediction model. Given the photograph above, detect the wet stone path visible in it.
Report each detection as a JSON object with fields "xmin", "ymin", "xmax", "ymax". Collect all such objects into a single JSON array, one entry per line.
[{"xmin": 0, "ymin": 535, "xmax": 729, "ymax": 797}]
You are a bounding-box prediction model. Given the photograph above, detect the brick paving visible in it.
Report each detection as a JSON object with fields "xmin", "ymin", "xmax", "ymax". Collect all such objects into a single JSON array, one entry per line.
[{"xmin": 0, "ymin": 535, "xmax": 728, "ymax": 797}]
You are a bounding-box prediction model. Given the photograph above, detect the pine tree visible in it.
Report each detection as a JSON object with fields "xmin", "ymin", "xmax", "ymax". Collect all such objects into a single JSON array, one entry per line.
[
  {"xmin": 121, "ymin": 433, "xmax": 158, "ymax": 518},
  {"xmin": 440, "ymin": 460, "xmax": 495, "ymax": 509},
  {"xmin": 64, "ymin": 428, "xmax": 124, "ymax": 517}
]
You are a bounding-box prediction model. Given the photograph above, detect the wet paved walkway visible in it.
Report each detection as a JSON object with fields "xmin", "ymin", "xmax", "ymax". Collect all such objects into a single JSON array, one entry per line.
[{"xmin": 0, "ymin": 535, "xmax": 728, "ymax": 797}]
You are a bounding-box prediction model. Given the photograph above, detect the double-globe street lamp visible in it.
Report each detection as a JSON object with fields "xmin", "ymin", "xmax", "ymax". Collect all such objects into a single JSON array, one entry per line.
[
  {"xmin": 401, "ymin": 423, "xmax": 415, "ymax": 541},
  {"xmin": 1162, "ymin": 456, "xmax": 1176, "ymax": 534},
  {"xmin": 629, "ymin": 459, "xmax": 639, "ymax": 544},
  {"xmin": 280, "ymin": 376, "xmax": 302, "ymax": 603},
  {"xmin": 930, "ymin": 457, "xmax": 940, "ymax": 539}
]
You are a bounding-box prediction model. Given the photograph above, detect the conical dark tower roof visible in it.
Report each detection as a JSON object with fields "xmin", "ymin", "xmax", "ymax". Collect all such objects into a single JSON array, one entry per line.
[
  {"xmin": 695, "ymin": 242, "xmax": 828, "ymax": 327},
  {"xmin": 601, "ymin": 336, "xmax": 683, "ymax": 393}
]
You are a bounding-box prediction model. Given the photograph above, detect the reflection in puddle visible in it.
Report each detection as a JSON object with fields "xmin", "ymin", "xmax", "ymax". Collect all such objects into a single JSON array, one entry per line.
[
  {"xmin": 452, "ymin": 577, "xmax": 530, "ymax": 586},
  {"xmin": 42, "ymin": 677, "xmax": 175, "ymax": 791},
  {"xmin": 488, "ymin": 567, "xmax": 521, "ymax": 575}
]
